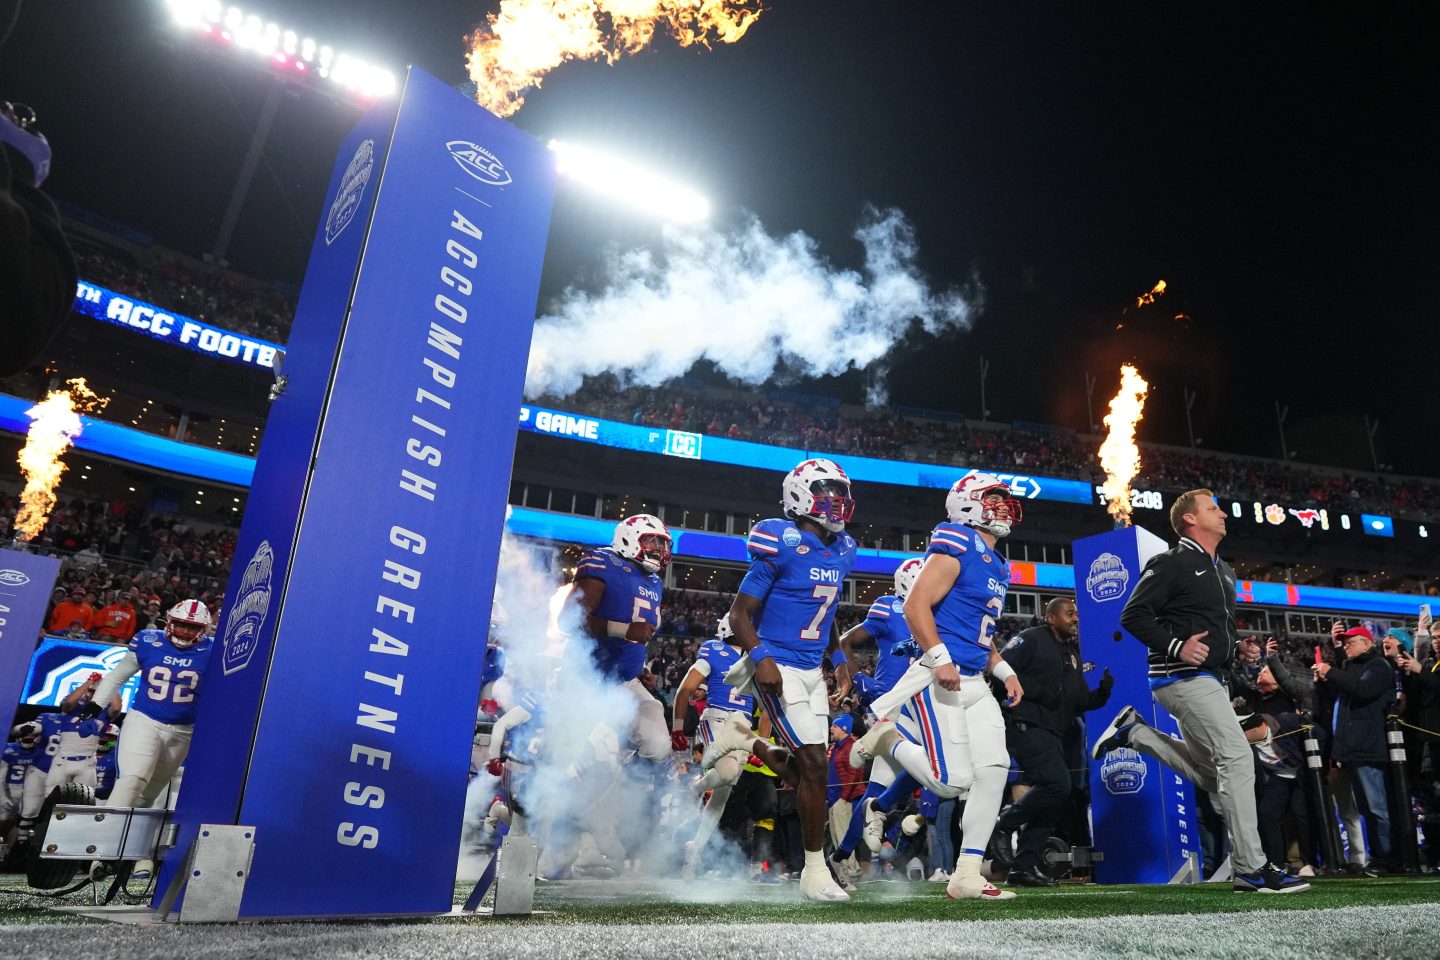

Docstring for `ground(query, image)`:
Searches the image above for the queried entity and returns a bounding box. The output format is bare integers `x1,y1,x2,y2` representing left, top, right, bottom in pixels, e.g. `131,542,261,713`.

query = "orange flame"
12,379,108,542
1136,279,1166,307
466,0,764,118
1098,364,1149,526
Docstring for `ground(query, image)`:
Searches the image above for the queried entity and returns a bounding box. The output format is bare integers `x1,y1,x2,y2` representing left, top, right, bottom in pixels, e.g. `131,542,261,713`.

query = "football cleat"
1090,705,1142,761
850,718,900,769
946,471,1022,537
799,865,850,902
861,797,887,854
1233,863,1311,894
947,876,1017,900
701,714,756,771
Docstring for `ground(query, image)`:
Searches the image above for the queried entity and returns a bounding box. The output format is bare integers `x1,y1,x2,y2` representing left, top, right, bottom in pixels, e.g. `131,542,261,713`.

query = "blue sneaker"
1090,705,1142,760
1234,863,1311,893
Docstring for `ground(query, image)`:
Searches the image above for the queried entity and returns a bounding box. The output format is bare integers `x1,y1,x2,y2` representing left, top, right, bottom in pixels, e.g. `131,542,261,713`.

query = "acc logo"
781,527,803,547
796,545,810,555
1085,552,1130,603
222,541,275,676
1100,746,1147,795
325,138,374,246
0,569,30,587
446,140,512,186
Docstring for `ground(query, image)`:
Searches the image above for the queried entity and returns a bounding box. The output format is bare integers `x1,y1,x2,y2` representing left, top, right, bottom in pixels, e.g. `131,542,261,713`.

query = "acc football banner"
167,67,555,918
1073,527,1201,884
0,550,61,712
72,281,283,370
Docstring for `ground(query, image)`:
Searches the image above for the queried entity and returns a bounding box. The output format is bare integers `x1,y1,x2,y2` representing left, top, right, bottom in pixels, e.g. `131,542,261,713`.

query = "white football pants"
110,711,193,808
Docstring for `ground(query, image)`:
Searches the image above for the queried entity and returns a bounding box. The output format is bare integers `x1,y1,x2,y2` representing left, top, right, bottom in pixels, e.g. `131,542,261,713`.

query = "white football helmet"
946,470,1023,537
781,458,855,533
165,599,212,648
716,614,734,642
893,557,924,601
612,513,672,575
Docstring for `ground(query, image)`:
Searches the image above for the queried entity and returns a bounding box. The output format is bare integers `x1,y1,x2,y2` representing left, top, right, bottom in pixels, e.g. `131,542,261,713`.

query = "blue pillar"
1074,526,1201,884
161,66,556,918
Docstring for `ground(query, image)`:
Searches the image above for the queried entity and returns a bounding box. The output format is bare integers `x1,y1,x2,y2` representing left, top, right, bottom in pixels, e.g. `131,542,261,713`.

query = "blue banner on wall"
72,281,283,370
22,635,142,710
1073,527,1200,884
0,550,62,713
169,67,556,919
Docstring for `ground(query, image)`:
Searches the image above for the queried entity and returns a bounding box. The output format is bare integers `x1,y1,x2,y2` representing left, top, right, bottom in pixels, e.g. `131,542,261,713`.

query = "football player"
850,471,1025,901
0,726,42,842
669,615,755,877
88,599,214,809
95,724,120,801
707,458,858,902
568,515,673,763
831,556,926,872
15,697,110,839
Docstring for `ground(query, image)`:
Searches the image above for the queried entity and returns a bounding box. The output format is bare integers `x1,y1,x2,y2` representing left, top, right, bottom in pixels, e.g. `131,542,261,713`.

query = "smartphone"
1422,604,1432,621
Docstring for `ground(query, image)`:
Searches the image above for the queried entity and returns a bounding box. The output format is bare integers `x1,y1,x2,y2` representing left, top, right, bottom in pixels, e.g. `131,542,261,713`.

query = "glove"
479,698,500,718
485,757,505,777
75,700,103,721
671,731,689,752
1099,668,1114,692
723,656,756,695
890,640,920,660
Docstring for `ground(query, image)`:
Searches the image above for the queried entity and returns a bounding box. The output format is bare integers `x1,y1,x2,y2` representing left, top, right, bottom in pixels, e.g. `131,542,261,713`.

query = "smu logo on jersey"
637,584,662,602
446,140,512,186
810,567,842,583
0,568,30,586
1085,552,1130,603
1100,746,1147,795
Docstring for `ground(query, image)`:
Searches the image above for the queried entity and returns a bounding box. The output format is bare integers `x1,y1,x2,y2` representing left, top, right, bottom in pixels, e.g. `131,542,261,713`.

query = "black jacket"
999,624,1113,735
1326,647,1396,765
1120,536,1239,679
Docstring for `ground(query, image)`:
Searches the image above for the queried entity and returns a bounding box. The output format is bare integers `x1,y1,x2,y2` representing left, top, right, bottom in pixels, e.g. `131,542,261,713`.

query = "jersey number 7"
800,584,840,641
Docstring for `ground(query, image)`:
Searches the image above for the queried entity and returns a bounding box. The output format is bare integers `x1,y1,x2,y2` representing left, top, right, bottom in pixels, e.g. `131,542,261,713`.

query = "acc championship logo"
446,140,512,186
222,541,275,676
1085,552,1130,602
781,527,803,547
0,569,30,587
325,138,374,246
1100,746,1147,795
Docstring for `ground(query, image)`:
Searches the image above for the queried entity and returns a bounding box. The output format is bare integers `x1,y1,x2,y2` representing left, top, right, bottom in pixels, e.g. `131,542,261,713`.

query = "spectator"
90,591,137,644
1314,624,1398,871
826,715,865,855
48,588,94,635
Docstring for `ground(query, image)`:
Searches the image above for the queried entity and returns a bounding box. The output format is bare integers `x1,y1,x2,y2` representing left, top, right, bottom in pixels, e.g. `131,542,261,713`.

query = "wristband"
919,644,953,669
606,620,630,638
671,717,685,733
827,649,848,668
747,643,775,666
991,660,1016,684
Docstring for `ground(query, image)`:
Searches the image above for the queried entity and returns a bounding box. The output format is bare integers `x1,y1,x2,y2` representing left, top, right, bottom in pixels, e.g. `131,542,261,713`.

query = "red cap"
1340,626,1375,643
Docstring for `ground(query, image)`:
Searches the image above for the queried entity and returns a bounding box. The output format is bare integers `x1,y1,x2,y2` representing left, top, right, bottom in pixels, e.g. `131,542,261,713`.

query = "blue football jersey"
2,741,38,785
923,522,1010,673
696,639,755,715
860,594,916,697
575,547,664,682
95,750,117,798
31,712,105,773
131,629,213,725
479,644,505,691
738,518,856,670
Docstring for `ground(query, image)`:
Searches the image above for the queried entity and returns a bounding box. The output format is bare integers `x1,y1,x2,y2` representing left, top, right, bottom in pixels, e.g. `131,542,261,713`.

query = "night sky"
6,1,1438,475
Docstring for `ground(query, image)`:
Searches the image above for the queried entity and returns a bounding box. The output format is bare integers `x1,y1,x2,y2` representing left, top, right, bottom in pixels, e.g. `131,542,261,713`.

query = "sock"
804,849,827,873
954,851,983,880
687,782,734,863
875,770,919,814
835,782,886,858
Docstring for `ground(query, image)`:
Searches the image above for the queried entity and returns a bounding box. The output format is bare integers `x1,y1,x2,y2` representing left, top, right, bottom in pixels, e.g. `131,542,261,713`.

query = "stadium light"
163,0,397,99
548,139,711,223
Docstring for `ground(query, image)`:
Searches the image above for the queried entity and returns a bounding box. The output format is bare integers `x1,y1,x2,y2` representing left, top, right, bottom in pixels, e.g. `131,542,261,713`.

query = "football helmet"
946,470,1022,537
98,723,120,753
165,599,212,649
716,614,734,641
781,458,855,533
893,557,924,601
15,721,42,749
612,514,672,575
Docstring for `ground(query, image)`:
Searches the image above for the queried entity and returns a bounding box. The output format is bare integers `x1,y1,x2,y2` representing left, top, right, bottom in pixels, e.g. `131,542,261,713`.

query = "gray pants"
1129,675,1266,874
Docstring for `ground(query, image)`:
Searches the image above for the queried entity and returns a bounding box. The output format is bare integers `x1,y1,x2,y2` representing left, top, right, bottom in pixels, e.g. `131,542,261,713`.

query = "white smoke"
524,206,978,400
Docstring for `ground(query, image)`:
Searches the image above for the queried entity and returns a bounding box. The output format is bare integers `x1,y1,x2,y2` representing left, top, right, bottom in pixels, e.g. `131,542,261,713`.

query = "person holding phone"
1395,606,1440,870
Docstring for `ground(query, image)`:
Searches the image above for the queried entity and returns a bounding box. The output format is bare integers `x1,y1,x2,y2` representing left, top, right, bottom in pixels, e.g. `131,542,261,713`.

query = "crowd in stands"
540,381,1440,522
3,494,237,644
73,242,295,345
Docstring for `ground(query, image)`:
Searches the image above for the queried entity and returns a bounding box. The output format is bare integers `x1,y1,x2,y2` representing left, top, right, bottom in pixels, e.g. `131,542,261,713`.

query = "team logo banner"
71,281,283,370
0,550,62,710
167,67,555,919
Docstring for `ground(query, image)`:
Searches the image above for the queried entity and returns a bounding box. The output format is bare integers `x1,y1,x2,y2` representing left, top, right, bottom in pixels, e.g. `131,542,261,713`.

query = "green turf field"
1,873,1437,959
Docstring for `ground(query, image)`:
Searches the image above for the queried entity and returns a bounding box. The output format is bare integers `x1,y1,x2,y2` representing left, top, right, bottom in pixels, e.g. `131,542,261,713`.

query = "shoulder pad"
746,518,791,559
866,596,895,618
926,522,972,556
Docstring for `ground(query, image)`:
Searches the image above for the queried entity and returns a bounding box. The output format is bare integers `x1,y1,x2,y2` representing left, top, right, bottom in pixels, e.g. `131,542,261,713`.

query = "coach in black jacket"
993,597,1113,886
1091,489,1307,893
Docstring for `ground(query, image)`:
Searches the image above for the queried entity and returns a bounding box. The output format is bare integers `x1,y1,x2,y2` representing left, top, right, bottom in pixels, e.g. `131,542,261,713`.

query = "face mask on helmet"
613,514,672,575
783,459,856,533
947,474,1023,538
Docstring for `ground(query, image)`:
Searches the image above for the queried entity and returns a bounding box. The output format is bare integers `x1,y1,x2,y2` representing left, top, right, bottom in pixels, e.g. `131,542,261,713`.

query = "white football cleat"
947,876,1016,900
861,797,887,854
800,865,850,901
702,714,757,771
131,859,155,881
849,718,900,768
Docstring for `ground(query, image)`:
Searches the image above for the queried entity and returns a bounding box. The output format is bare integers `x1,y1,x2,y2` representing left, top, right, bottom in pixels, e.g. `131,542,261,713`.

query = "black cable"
0,876,94,898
